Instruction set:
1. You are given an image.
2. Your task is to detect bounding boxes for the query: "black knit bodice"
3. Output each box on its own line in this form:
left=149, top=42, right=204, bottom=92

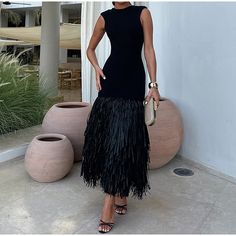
left=98, top=5, right=147, bottom=101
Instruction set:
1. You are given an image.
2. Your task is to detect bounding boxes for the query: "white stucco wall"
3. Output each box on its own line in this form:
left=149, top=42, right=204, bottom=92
left=149, top=2, right=236, bottom=178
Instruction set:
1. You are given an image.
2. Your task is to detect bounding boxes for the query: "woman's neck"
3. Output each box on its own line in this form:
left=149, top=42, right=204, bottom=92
left=114, top=2, right=132, bottom=10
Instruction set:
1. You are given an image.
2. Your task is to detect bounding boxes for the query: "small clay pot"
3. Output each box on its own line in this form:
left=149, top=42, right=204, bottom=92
left=25, top=133, right=74, bottom=182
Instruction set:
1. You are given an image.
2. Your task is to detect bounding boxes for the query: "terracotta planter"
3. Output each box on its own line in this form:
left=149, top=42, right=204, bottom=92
left=25, top=133, right=74, bottom=182
left=147, top=97, right=184, bottom=169
left=42, top=102, right=91, bottom=162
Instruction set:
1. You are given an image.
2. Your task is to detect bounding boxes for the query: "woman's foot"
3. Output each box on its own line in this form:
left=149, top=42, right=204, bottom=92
left=98, top=194, right=115, bottom=233
left=98, top=219, right=114, bottom=233
left=114, top=195, right=128, bottom=215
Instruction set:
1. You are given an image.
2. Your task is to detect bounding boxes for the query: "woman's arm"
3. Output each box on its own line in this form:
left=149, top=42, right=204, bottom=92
left=86, top=15, right=106, bottom=91
left=141, top=8, right=160, bottom=107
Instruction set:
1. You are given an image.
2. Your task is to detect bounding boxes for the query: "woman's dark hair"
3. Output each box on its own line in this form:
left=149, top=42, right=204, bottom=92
left=112, top=2, right=115, bottom=6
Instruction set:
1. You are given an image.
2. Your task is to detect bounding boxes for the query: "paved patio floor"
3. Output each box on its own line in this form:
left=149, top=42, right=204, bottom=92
left=0, top=154, right=236, bottom=234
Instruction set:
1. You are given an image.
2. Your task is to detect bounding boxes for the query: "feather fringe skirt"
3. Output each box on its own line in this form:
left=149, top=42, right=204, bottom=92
left=80, top=96, right=151, bottom=200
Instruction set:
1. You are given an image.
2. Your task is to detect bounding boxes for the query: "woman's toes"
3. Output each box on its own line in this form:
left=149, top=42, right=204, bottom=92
left=116, top=206, right=126, bottom=214
left=99, top=225, right=104, bottom=232
left=99, top=222, right=112, bottom=232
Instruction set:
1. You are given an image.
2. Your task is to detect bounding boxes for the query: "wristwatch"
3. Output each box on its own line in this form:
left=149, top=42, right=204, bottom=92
left=148, top=82, right=158, bottom=89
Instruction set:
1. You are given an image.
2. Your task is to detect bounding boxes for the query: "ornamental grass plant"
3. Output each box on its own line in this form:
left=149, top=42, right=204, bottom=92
left=0, top=51, right=56, bottom=135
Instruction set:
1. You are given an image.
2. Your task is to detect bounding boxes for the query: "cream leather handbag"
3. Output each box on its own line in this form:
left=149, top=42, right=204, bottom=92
left=144, top=97, right=157, bottom=126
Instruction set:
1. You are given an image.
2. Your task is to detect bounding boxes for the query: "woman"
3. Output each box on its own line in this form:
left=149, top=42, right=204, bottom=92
left=80, top=1, right=160, bottom=233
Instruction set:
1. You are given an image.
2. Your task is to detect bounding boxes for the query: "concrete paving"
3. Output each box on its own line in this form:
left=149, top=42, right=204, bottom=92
left=0, top=154, right=235, bottom=234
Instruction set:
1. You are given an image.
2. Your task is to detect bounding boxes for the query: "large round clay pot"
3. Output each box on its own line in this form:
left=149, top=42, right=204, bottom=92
left=147, top=97, right=184, bottom=169
left=25, top=133, right=74, bottom=182
left=41, top=102, right=91, bottom=162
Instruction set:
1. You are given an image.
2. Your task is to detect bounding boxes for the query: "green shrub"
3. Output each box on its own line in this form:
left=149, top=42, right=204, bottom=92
left=0, top=51, right=55, bottom=135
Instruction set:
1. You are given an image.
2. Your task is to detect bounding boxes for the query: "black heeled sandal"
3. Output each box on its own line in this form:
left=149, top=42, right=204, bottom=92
left=98, top=219, right=115, bottom=233
left=114, top=204, right=127, bottom=215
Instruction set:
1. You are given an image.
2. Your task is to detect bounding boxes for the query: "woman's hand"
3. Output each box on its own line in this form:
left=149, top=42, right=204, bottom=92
left=145, top=87, right=161, bottom=110
left=94, top=65, right=106, bottom=91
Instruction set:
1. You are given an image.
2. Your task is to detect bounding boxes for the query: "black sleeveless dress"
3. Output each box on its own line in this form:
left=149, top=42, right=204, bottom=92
left=80, top=5, right=151, bottom=200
